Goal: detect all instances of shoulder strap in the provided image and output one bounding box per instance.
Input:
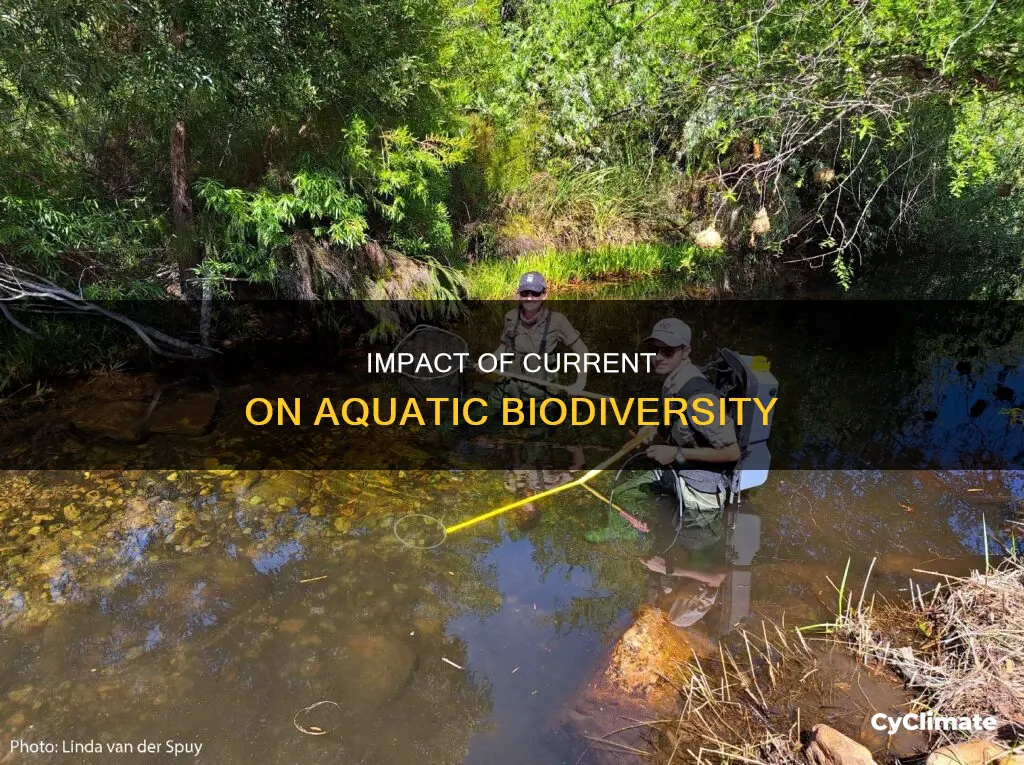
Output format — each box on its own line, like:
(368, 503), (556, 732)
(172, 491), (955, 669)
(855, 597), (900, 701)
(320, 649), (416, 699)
(538, 309), (554, 356)
(506, 311), (522, 353)
(660, 374), (716, 441)
(679, 375), (716, 399)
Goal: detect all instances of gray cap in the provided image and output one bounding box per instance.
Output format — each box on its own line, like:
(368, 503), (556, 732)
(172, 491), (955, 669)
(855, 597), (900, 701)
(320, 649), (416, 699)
(518, 271), (546, 292)
(645, 318), (692, 347)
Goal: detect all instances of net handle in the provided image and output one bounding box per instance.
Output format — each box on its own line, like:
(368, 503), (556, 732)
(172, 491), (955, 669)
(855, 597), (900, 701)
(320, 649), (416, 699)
(392, 324), (470, 382)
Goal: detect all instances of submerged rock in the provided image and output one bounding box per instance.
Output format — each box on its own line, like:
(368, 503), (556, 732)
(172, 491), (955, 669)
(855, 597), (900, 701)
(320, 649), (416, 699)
(149, 392), (219, 436)
(805, 724), (878, 765)
(71, 401), (149, 443)
(254, 472), (312, 504)
(548, 606), (714, 763)
(334, 630), (416, 711)
(70, 390), (219, 443)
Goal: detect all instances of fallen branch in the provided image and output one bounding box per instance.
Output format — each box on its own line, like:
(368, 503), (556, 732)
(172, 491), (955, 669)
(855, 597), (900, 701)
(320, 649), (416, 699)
(0, 263), (215, 359)
(0, 300), (41, 339)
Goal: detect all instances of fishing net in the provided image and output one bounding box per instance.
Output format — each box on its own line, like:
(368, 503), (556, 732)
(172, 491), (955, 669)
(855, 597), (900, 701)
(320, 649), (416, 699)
(394, 514), (447, 550)
(392, 324), (467, 401)
(293, 701), (344, 736)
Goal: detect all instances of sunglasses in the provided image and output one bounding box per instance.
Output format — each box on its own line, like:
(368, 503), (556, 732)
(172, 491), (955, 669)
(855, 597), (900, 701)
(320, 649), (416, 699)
(519, 290), (544, 298)
(654, 346), (682, 357)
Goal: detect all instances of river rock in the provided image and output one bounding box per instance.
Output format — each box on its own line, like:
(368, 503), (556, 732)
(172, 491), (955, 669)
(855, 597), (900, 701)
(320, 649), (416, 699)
(254, 472), (312, 505)
(149, 391), (219, 436)
(71, 401), (149, 443)
(805, 724), (879, 765)
(927, 742), (1023, 765)
(335, 630), (416, 710)
(548, 606), (715, 763)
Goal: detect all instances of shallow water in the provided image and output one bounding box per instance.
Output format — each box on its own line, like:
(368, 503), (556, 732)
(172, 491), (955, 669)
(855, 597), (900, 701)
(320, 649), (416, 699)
(1, 467), (1021, 764)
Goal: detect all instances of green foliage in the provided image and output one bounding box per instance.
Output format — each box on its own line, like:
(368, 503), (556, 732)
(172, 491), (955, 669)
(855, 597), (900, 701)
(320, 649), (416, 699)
(465, 243), (720, 298)
(197, 172), (369, 282)
(491, 0), (1024, 279)
(0, 0), (1022, 316)
(341, 119), (470, 257)
(0, 319), (143, 395)
(947, 95), (1023, 197)
(0, 196), (161, 282)
(195, 118), (470, 285)
(0, 0), (494, 291)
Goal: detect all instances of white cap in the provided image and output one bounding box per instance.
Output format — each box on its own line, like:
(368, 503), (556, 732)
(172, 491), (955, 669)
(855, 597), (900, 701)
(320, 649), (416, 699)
(644, 318), (692, 347)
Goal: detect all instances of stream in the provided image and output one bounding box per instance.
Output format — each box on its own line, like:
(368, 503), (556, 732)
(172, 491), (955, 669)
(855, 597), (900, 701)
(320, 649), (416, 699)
(2, 295), (1023, 764)
(1, 467), (1020, 764)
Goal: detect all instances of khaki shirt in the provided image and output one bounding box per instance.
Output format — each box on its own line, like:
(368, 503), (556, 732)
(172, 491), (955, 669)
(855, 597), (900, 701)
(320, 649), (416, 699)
(662, 360), (738, 449)
(501, 307), (581, 381)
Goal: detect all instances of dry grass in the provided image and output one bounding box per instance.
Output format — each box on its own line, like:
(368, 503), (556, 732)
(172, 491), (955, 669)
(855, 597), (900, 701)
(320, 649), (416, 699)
(654, 554), (1024, 764)
(838, 555), (1024, 742)
(659, 623), (816, 765)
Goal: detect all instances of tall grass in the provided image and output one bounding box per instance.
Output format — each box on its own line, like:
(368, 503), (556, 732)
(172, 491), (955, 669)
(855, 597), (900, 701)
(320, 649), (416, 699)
(464, 243), (723, 299)
(507, 166), (671, 244)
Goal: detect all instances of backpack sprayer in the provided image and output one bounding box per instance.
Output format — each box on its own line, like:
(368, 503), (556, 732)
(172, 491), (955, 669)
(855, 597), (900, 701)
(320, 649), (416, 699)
(390, 325), (778, 543)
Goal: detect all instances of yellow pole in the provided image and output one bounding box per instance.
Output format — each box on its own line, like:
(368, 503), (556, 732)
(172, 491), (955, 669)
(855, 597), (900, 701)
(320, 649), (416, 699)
(444, 434), (646, 535)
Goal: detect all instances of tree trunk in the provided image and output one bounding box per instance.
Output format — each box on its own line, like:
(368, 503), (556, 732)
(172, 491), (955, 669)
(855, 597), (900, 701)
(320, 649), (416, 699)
(200, 279), (212, 347)
(170, 117), (196, 298)
(285, 232), (320, 300)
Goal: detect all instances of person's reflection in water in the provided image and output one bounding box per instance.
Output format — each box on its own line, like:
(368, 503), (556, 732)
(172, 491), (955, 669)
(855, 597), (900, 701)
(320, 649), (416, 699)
(640, 506), (762, 635)
(503, 446), (585, 531)
(640, 515), (728, 629)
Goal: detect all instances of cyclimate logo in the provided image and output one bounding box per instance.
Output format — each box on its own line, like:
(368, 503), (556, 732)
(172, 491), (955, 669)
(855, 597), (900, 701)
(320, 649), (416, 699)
(870, 712), (999, 735)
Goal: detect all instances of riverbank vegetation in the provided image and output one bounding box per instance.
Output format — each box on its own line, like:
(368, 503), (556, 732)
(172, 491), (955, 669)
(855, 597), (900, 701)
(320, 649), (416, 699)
(2, 0), (1024, 388)
(650, 554), (1023, 763)
(839, 556), (1024, 739)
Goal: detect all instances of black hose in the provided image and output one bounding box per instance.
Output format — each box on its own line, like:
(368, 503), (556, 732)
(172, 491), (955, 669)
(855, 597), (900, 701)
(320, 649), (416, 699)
(608, 451), (682, 555)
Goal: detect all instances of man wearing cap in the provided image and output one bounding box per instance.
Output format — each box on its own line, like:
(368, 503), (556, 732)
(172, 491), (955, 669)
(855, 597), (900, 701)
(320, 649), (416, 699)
(490, 271), (589, 399)
(586, 317), (740, 542)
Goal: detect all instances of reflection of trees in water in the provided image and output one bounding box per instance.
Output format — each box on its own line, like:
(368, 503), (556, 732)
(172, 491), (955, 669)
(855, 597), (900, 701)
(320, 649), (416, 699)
(506, 482), (651, 637)
(760, 470), (1022, 573)
(779, 304), (1024, 470)
(0, 469), (502, 765)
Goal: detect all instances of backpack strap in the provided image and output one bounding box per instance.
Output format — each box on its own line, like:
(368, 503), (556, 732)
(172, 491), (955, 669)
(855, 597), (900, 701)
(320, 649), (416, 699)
(538, 309), (554, 357)
(679, 375), (716, 399)
(660, 375), (716, 442)
(505, 311), (521, 353)
(505, 308), (553, 357)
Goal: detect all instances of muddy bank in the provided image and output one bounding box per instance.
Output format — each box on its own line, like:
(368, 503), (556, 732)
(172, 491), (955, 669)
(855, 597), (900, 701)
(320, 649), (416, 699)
(549, 557), (1023, 765)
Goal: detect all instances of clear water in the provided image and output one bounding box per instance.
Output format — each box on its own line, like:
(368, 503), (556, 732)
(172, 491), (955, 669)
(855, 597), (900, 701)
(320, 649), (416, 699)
(1, 467), (1020, 763)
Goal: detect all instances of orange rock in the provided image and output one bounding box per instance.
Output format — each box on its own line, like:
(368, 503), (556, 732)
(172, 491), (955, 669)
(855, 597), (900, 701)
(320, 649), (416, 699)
(587, 606), (713, 713)
(548, 606), (714, 763)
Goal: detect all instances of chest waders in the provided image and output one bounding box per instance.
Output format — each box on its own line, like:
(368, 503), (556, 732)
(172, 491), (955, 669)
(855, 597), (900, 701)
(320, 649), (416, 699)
(504, 308), (554, 395)
(506, 309), (556, 484)
(662, 375), (734, 527)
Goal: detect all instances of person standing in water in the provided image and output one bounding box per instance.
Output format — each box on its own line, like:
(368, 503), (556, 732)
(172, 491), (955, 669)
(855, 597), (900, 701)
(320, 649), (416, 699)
(489, 271), (589, 399)
(483, 272), (589, 526)
(586, 317), (740, 542)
